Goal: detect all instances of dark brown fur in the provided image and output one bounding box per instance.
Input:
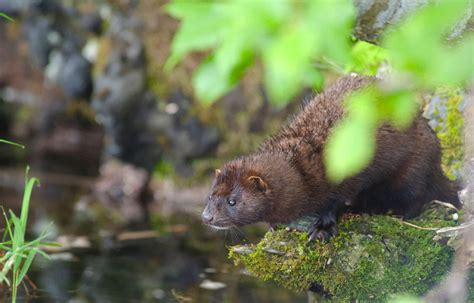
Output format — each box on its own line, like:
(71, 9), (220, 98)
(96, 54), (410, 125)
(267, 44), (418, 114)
(202, 75), (460, 239)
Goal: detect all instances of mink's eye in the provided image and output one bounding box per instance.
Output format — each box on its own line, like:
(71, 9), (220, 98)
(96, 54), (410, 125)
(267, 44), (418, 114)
(227, 198), (236, 206)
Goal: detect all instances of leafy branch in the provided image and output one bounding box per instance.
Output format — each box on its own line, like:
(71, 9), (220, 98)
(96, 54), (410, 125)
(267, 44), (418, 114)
(166, 0), (473, 182)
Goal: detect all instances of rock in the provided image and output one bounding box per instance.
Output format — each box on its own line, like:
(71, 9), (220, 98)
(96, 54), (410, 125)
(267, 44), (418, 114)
(91, 15), (160, 171)
(423, 90), (465, 180)
(170, 117), (219, 175)
(24, 16), (54, 67)
(80, 12), (102, 35)
(94, 159), (150, 227)
(163, 91), (219, 175)
(0, 0), (61, 16)
(199, 279), (227, 290)
(27, 0), (62, 15)
(57, 52), (93, 99)
(229, 202), (459, 301)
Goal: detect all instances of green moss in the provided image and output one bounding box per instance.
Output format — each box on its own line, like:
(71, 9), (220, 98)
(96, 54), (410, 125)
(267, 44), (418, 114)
(153, 159), (175, 180)
(229, 203), (458, 302)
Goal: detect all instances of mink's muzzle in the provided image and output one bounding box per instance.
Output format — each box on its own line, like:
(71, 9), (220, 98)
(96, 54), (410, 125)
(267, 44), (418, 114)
(202, 205), (213, 224)
(201, 203), (215, 224)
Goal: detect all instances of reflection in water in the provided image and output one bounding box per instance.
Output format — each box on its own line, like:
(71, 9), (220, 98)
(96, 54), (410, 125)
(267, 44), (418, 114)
(1, 174), (306, 303)
(28, 226), (306, 303)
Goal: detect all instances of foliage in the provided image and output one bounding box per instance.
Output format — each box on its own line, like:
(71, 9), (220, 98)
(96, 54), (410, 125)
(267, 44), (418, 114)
(0, 12), (14, 22)
(425, 89), (465, 180)
(0, 139), (24, 149)
(229, 203), (458, 301)
(345, 40), (388, 75)
(167, 0), (472, 182)
(0, 142), (56, 303)
(165, 0), (354, 105)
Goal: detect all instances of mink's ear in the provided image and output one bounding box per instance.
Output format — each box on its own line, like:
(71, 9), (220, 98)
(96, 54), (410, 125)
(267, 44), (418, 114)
(247, 176), (268, 192)
(215, 169), (222, 178)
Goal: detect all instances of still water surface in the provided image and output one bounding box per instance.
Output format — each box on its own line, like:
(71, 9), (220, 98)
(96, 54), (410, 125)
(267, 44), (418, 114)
(1, 177), (307, 303)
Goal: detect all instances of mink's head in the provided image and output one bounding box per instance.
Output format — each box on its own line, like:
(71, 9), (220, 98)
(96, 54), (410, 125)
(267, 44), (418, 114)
(202, 162), (271, 230)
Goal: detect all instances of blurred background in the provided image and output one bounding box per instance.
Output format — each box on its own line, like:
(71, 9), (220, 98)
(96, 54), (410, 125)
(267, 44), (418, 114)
(0, 0), (308, 302)
(0, 0), (470, 302)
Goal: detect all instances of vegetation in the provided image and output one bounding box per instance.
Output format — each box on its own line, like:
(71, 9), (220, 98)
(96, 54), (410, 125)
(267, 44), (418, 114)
(0, 141), (55, 303)
(166, 0), (473, 182)
(426, 89), (465, 180)
(0, 13), (14, 22)
(229, 203), (459, 301)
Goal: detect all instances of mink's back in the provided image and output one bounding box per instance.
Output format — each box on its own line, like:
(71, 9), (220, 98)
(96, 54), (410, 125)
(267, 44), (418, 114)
(259, 75), (376, 200)
(258, 75), (458, 216)
(261, 75), (373, 159)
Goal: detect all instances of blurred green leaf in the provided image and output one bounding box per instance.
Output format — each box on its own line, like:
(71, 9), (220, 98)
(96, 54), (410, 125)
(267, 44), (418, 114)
(167, 0), (473, 184)
(347, 41), (388, 75)
(325, 117), (376, 183)
(345, 88), (378, 123)
(382, 90), (417, 129)
(429, 34), (474, 86)
(0, 12), (14, 22)
(214, 35), (254, 85)
(383, 0), (471, 86)
(0, 139), (24, 148)
(193, 56), (233, 103)
(165, 1), (227, 70)
(263, 24), (317, 104)
(306, 0), (354, 65)
(166, 0), (354, 105)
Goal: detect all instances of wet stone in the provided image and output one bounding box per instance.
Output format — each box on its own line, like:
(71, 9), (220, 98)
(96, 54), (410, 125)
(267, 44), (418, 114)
(57, 52), (92, 99)
(199, 279), (227, 290)
(25, 17), (54, 67)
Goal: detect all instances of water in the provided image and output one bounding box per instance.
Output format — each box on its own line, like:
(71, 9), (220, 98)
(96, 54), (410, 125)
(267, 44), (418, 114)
(0, 172), (307, 303)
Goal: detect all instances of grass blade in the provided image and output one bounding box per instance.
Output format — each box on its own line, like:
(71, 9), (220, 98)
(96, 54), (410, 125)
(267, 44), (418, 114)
(0, 13), (14, 22)
(20, 167), (39, 230)
(0, 139), (23, 148)
(17, 250), (37, 286)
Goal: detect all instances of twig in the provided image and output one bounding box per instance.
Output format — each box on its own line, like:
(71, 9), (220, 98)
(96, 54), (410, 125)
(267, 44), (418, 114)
(432, 200), (460, 211)
(392, 217), (439, 231)
(436, 221), (474, 236)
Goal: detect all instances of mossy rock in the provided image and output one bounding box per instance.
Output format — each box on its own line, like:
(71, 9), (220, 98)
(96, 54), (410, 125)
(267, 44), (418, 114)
(229, 203), (461, 302)
(424, 88), (465, 180)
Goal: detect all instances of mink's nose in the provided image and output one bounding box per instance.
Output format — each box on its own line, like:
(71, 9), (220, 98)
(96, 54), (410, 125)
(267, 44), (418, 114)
(202, 207), (213, 224)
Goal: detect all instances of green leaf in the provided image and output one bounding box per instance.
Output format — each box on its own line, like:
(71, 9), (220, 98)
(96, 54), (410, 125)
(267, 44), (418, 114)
(0, 139), (24, 149)
(382, 90), (417, 129)
(347, 41), (388, 75)
(263, 24), (317, 104)
(214, 35), (253, 82)
(305, 0), (354, 65)
(345, 88), (378, 124)
(0, 12), (14, 22)
(20, 167), (39, 230)
(165, 2), (227, 70)
(429, 34), (474, 86)
(192, 56), (234, 103)
(383, 0), (471, 85)
(2, 207), (14, 242)
(324, 118), (376, 183)
(16, 250), (36, 286)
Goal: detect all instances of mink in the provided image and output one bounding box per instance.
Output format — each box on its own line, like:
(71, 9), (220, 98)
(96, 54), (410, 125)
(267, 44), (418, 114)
(202, 75), (460, 241)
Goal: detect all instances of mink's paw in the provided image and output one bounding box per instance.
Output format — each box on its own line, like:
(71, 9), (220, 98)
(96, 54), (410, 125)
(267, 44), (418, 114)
(308, 212), (338, 242)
